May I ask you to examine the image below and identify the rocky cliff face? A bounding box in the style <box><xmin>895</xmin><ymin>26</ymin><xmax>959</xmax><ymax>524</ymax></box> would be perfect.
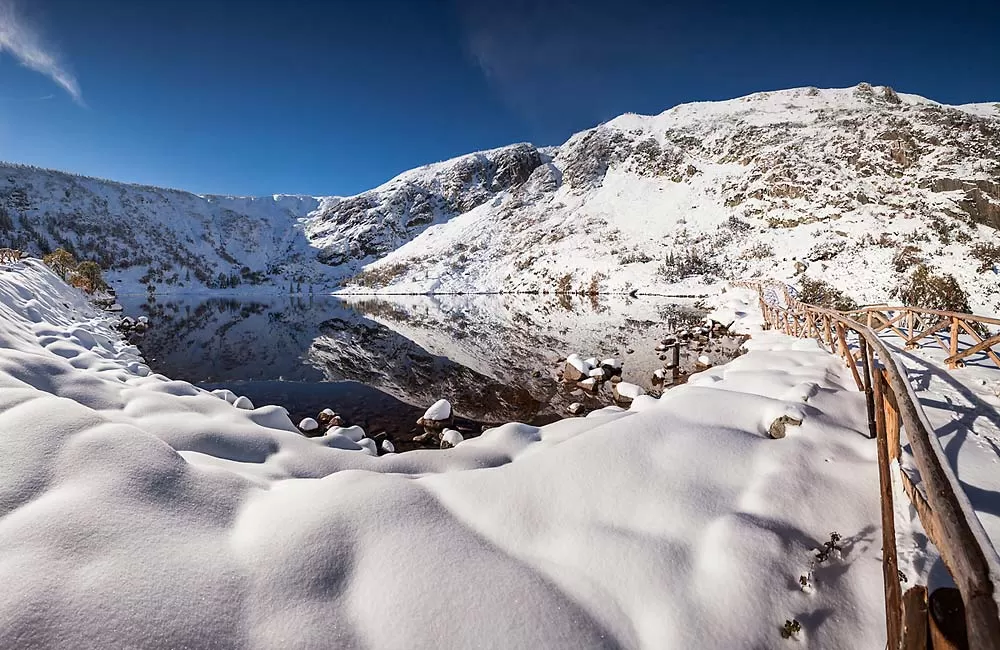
<box><xmin>2</xmin><ymin>84</ymin><xmax>998</xmax><ymax>310</ymax></box>
<box><xmin>304</xmin><ymin>143</ymin><xmax>544</xmax><ymax>265</ymax></box>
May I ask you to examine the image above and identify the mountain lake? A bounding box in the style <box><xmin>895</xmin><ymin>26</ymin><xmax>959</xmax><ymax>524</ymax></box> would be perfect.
<box><xmin>118</xmin><ymin>292</ymin><xmax>744</xmax><ymax>450</ymax></box>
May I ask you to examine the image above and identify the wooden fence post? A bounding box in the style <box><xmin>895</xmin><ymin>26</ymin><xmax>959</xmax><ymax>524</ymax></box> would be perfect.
<box><xmin>865</xmin><ymin>337</ymin><xmax>904</xmax><ymax>648</ymax></box>
<box><xmin>949</xmin><ymin>317</ymin><xmax>960</xmax><ymax>369</ymax></box>
<box><xmin>901</xmin><ymin>586</ymin><xmax>929</xmax><ymax>650</ymax></box>
<box><xmin>881</xmin><ymin>369</ymin><xmax>901</xmax><ymax>460</ymax></box>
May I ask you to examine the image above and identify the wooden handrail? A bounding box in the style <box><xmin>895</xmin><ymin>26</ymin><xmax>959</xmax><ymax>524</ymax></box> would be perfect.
<box><xmin>737</xmin><ymin>280</ymin><xmax>1000</xmax><ymax>649</ymax></box>
<box><xmin>851</xmin><ymin>305</ymin><xmax>1000</xmax><ymax>328</ymax></box>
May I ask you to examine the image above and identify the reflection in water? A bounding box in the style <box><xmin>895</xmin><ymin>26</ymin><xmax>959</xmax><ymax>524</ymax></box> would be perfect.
<box><xmin>119</xmin><ymin>292</ymin><xmax>708</xmax><ymax>437</ymax></box>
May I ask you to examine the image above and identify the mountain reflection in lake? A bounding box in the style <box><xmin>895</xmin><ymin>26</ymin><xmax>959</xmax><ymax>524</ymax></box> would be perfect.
<box><xmin>119</xmin><ymin>293</ymin><xmax>708</xmax><ymax>440</ymax></box>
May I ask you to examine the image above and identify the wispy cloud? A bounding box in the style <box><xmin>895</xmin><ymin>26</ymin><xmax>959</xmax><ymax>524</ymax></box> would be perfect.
<box><xmin>0</xmin><ymin>0</ymin><xmax>82</xmax><ymax>104</ymax></box>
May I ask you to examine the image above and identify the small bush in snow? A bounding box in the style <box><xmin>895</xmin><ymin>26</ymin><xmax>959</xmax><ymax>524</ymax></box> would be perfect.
<box><xmin>657</xmin><ymin>248</ymin><xmax>721</xmax><ymax>282</ymax></box>
<box><xmin>70</xmin><ymin>261</ymin><xmax>108</xmax><ymax>294</ymax></box>
<box><xmin>971</xmin><ymin>243</ymin><xmax>1000</xmax><ymax>273</ymax></box>
<box><xmin>797</xmin><ymin>277</ymin><xmax>858</xmax><ymax>311</ymax></box>
<box><xmin>618</xmin><ymin>251</ymin><xmax>653</xmax><ymax>265</ymax></box>
<box><xmin>781</xmin><ymin>619</ymin><xmax>802</xmax><ymax>639</ymax></box>
<box><xmin>743</xmin><ymin>242</ymin><xmax>773</xmax><ymax>259</ymax></box>
<box><xmin>727</xmin><ymin>214</ymin><xmax>752</xmax><ymax>232</ymax></box>
<box><xmin>893</xmin><ymin>264</ymin><xmax>972</xmax><ymax>313</ymax></box>
<box><xmin>927</xmin><ymin>215</ymin><xmax>953</xmax><ymax>244</ymax></box>
<box><xmin>350</xmin><ymin>262</ymin><xmax>408</xmax><ymax>289</ymax></box>
<box><xmin>814</xmin><ymin>532</ymin><xmax>842</xmax><ymax>563</ymax></box>
<box><xmin>892</xmin><ymin>245</ymin><xmax>922</xmax><ymax>273</ymax></box>
<box><xmin>876</xmin><ymin>233</ymin><xmax>896</xmax><ymax>248</ymax></box>
<box><xmin>806</xmin><ymin>240</ymin><xmax>846</xmax><ymax>262</ymax></box>
<box><xmin>43</xmin><ymin>247</ymin><xmax>77</xmax><ymax>279</ymax></box>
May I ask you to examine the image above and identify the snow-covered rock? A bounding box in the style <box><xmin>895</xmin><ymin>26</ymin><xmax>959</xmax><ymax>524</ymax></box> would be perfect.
<box><xmin>381</xmin><ymin>439</ymin><xmax>396</xmax><ymax>454</ymax></box>
<box><xmin>440</xmin><ymin>428</ymin><xmax>464</xmax><ymax>448</ymax></box>
<box><xmin>423</xmin><ymin>399</ymin><xmax>452</xmax><ymax>422</ymax></box>
<box><xmin>232</xmin><ymin>395</ymin><xmax>254</xmax><ymax>410</ymax></box>
<box><xmin>613</xmin><ymin>382</ymin><xmax>645</xmax><ymax>402</ymax></box>
<box><xmin>212</xmin><ymin>388</ymin><xmax>238</xmax><ymax>403</ymax></box>
<box><xmin>357</xmin><ymin>438</ymin><xmax>378</xmax><ymax>456</ymax></box>
<box><xmin>298</xmin><ymin>417</ymin><xmax>320</xmax><ymax>432</ymax></box>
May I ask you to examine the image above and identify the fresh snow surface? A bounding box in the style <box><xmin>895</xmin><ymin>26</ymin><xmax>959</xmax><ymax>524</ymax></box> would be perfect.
<box><xmin>0</xmin><ymin>262</ymin><xmax>889</xmax><ymax>648</ymax></box>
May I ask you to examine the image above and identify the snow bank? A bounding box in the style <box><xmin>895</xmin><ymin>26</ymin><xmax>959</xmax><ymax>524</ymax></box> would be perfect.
<box><xmin>0</xmin><ymin>261</ymin><xmax>886</xmax><ymax>648</ymax></box>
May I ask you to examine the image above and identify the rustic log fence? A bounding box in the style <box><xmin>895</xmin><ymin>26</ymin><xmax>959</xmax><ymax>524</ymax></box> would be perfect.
<box><xmin>738</xmin><ymin>280</ymin><xmax>1000</xmax><ymax>649</ymax></box>
<box><xmin>0</xmin><ymin>248</ymin><xmax>24</xmax><ymax>264</ymax></box>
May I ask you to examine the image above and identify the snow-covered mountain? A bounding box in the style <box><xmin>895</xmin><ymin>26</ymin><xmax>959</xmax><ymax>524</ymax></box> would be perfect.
<box><xmin>0</xmin><ymin>164</ymin><xmax>333</xmax><ymax>291</ymax></box>
<box><xmin>341</xmin><ymin>84</ymin><xmax>1000</xmax><ymax>312</ymax></box>
<box><xmin>3</xmin><ymin>83</ymin><xmax>999</xmax><ymax>310</ymax></box>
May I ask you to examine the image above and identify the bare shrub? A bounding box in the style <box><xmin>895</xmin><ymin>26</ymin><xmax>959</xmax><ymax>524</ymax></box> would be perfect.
<box><xmin>797</xmin><ymin>276</ymin><xmax>858</xmax><ymax>311</ymax></box>
<box><xmin>892</xmin><ymin>245</ymin><xmax>922</xmax><ymax>273</ymax></box>
<box><xmin>350</xmin><ymin>262</ymin><xmax>408</xmax><ymax>289</ymax></box>
<box><xmin>657</xmin><ymin>248</ymin><xmax>722</xmax><ymax>282</ymax></box>
<box><xmin>893</xmin><ymin>264</ymin><xmax>971</xmax><ymax>313</ymax></box>
<box><xmin>742</xmin><ymin>242</ymin><xmax>773</xmax><ymax>259</ymax></box>
<box><xmin>557</xmin><ymin>273</ymin><xmax>573</xmax><ymax>293</ymax></box>
<box><xmin>69</xmin><ymin>261</ymin><xmax>108</xmax><ymax>294</ymax></box>
<box><xmin>970</xmin><ymin>243</ymin><xmax>1000</xmax><ymax>273</ymax></box>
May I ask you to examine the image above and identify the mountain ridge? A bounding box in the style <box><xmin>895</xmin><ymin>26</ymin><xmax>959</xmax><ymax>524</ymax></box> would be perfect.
<box><xmin>2</xmin><ymin>83</ymin><xmax>998</xmax><ymax>311</ymax></box>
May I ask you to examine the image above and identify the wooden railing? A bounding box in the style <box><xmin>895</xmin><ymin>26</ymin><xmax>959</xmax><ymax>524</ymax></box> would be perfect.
<box><xmin>739</xmin><ymin>281</ymin><xmax>1000</xmax><ymax>649</ymax></box>
<box><xmin>0</xmin><ymin>248</ymin><xmax>23</xmax><ymax>264</ymax></box>
<box><xmin>848</xmin><ymin>305</ymin><xmax>1000</xmax><ymax>370</ymax></box>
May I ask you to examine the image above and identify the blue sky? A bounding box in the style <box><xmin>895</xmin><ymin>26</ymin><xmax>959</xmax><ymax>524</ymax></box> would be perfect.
<box><xmin>1</xmin><ymin>0</ymin><xmax>998</xmax><ymax>197</ymax></box>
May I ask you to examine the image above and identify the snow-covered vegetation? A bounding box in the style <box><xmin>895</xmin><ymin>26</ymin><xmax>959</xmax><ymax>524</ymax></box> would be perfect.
<box><xmin>0</xmin><ymin>257</ymin><xmax>897</xmax><ymax>647</ymax></box>
<box><xmin>2</xmin><ymin>84</ymin><xmax>998</xmax><ymax>311</ymax></box>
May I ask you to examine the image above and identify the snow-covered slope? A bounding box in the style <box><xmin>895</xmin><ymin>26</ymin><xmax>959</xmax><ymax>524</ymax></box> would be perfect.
<box><xmin>345</xmin><ymin>84</ymin><xmax>1000</xmax><ymax>311</ymax></box>
<box><xmin>3</xmin><ymin>83</ymin><xmax>999</xmax><ymax>310</ymax></box>
<box><xmin>0</xmin><ymin>163</ymin><xmax>333</xmax><ymax>291</ymax></box>
<box><xmin>0</xmin><ymin>258</ymin><xmax>890</xmax><ymax>648</ymax></box>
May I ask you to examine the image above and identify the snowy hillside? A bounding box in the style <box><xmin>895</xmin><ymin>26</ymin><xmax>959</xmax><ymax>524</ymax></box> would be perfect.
<box><xmin>345</xmin><ymin>84</ymin><xmax>1000</xmax><ymax>312</ymax></box>
<box><xmin>0</xmin><ymin>258</ymin><xmax>892</xmax><ymax>648</ymax></box>
<box><xmin>0</xmin><ymin>165</ymin><xmax>332</xmax><ymax>292</ymax></box>
<box><xmin>3</xmin><ymin>83</ymin><xmax>999</xmax><ymax>310</ymax></box>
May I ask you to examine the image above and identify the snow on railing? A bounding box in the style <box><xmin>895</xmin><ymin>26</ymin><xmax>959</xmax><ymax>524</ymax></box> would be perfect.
<box><xmin>736</xmin><ymin>279</ymin><xmax>1000</xmax><ymax>650</ymax></box>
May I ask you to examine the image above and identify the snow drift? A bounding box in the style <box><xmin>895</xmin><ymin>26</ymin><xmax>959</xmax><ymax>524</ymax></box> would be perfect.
<box><xmin>0</xmin><ymin>260</ymin><xmax>892</xmax><ymax>647</ymax></box>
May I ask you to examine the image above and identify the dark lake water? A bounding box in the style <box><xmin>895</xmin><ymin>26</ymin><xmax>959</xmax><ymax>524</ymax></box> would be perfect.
<box><xmin>118</xmin><ymin>292</ymin><xmax>724</xmax><ymax>446</ymax></box>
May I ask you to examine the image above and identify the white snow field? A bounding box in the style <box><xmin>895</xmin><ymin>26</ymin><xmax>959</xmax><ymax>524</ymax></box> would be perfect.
<box><xmin>0</xmin><ymin>261</ymin><xmax>889</xmax><ymax>648</ymax></box>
